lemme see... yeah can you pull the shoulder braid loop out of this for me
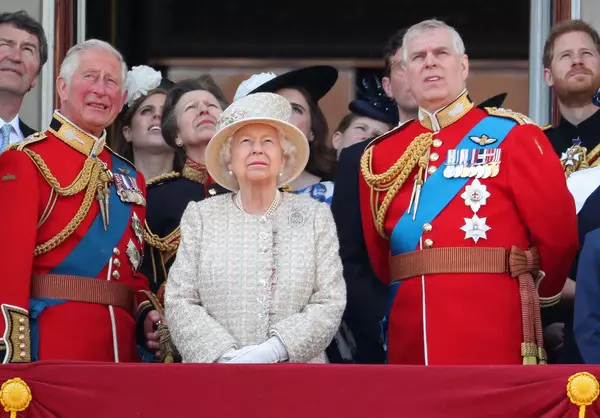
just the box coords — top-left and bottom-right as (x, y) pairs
(360, 132), (433, 237)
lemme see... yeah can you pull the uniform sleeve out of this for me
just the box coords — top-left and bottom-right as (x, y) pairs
(506, 124), (578, 306)
(0, 150), (40, 363)
(133, 172), (151, 304)
(269, 203), (346, 362)
(332, 144), (387, 363)
(164, 202), (238, 363)
(574, 229), (600, 364)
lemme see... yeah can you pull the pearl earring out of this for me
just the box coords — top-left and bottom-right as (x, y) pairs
(279, 172), (283, 177)
(228, 170), (233, 176)
(176, 140), (183, 147)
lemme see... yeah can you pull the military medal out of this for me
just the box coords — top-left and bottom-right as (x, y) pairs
(114, 174), (146, 206)
(459, 149), (470, 178)
(460, 214), (491, 243)
(443, 149), (457, 178)
(131, 212), (144, 244)
(490, 149), (502, 177)
(460, 179), (490, 213)
(478, 149), (492, 179)
(126, 239), (142, 273)
(474, 150), (486, 178)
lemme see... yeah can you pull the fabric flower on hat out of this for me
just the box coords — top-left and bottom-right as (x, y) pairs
(233, 72), (276, 102)
(125, 65), (162, 108)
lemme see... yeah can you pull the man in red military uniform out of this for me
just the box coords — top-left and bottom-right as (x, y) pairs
(359, 19), (579, 365)
(0, 39), (162, 363)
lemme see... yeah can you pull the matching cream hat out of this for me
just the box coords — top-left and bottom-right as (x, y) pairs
(205, 92), (310, 192)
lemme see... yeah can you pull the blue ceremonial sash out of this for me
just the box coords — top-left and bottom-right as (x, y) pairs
(30, 154), (136, 360)
(390, 116), (516, 256)
(381, 115), (516, 362)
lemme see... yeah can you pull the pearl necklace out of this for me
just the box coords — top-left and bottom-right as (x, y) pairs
(235, 190), (282, 217)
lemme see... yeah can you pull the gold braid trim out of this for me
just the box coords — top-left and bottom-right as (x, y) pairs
(34, 162), (101, 256)
(146, 171), (181, 186)
(144, 220), (180, 253)
(20, 148), (108, 256)
(360, 133), (434, 237)
(23, 148), (96, 196)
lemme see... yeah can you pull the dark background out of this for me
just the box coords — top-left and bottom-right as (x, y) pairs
(87, 0), (531, 67)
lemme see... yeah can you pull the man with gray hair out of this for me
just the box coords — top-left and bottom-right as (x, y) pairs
(357, 19), (578, 365)
(0, 39), (164, 363)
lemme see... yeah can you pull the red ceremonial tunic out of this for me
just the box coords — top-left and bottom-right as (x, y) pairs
(0, 111), (150, 363)
(359, 92), (578, 365)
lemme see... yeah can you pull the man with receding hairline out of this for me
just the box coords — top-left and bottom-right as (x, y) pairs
(357, 19), (577, 365)
(0, 39), (163, 363)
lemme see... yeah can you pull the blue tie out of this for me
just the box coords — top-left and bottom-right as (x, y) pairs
(0, 124), (12, 153)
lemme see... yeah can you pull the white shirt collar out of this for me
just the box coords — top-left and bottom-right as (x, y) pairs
(0, 115), (24, 141)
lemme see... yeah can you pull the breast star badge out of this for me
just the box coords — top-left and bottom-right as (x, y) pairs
(460, 179), (490, 213)
(460, 214), (491, 243)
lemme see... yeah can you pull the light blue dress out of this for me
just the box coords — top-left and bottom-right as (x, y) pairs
(292, 181), (334, 206)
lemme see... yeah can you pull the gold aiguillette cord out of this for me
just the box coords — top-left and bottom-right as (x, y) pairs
(406, 149), (430, 220)
(95, 159), (114, 231)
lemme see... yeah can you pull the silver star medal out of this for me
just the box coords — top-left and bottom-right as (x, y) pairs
(460, 214), (491, 243)
(460, 179), (490, 213)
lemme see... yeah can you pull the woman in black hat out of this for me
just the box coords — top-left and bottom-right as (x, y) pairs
(116, 65), (175, 181)
(234, 66), (339, 205)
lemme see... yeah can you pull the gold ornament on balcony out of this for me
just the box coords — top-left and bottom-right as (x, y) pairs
(567, 372), (599, 418)
(0, 378), (32, 417)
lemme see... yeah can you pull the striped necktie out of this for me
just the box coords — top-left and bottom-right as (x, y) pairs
(0, 124), (12, 152)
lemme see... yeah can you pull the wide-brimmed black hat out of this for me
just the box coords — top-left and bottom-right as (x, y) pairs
(349, 75), (399, 126)
(476, 93), (507, 109)
(243, 65), (338, 103)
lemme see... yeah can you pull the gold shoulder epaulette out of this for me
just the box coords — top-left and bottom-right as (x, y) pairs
(541, 123), (553, 131)
(144, 220), (180, 252)
(6, 132), (47, 151)
(484, 107), (536, 126)
(365, 119), (414, 150)
(147, 171), (181, 186)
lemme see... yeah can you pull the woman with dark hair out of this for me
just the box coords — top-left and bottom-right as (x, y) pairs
(115, 65), (174, 181)
(234, 66), (338, 205)
(141, 76), (229, 300)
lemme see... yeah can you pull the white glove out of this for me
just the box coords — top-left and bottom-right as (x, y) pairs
(226, 337), (288, 364)
(217, 345), (258, 363)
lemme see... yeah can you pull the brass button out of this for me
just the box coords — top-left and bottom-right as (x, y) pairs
(422, 223), (432, 233)
(112, 271), (120, 279)
(428, 166), (437, 175)
(113, 259), (121, 267)
(20, 351), (26, 358)
(18, 326), (25, 332)
(429, 152), (439, 162)
(433, 139), (442, 148)
(423, 238), (434, 248)
(208, 188), (216, 196)
(19, 318), (25, 324)
(113, 248), (120, 256)
(19, 343), (25, 349)
(18, 335), (24, 341)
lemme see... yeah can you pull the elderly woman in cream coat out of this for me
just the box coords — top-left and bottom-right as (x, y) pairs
(165, 92), (346, 363)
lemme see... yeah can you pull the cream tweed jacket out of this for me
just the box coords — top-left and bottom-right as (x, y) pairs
(165, 192), (346, 363)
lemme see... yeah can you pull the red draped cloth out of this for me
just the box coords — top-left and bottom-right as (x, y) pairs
(0, 363), (598, 417)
